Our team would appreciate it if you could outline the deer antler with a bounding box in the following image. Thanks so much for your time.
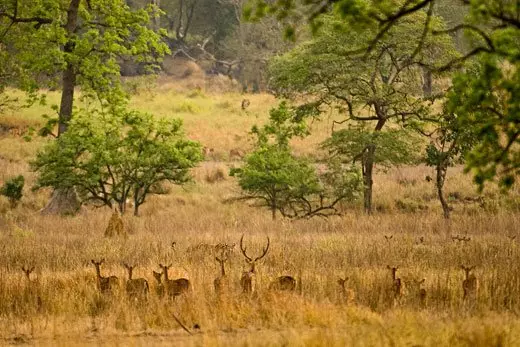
[255,237,270,262]
[240,234,253,262]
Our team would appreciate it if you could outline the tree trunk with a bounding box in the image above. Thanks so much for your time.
[436,162,450,219]
[41,0,81,215]
[362,144,376,214]
[422,67,432,97]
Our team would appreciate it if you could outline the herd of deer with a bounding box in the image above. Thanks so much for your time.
[18,235,480,307]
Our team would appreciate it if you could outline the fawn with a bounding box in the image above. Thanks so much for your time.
[152,270,165,298]
[407,278,427,307]
[21,266,43,310]
[239,234,270,294]
[387,265,403,304]
[337,277,356,305]
[269,276,297,291]
[159,264,191,298]
[214,251,231,295]
[91,259,119,294]
[461,265,479,301]
[123,263,149,299]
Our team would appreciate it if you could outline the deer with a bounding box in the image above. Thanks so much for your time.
[123,263,149,299]
[239,234,270,294]
[387,265,403,305]
[159,264,191,298]
[461,265,479,301]
[337,277,356,305]
[214,251,231,296]
[21,266,43,310]
[241,98,250,110]
[152,270,165,298]
[91,259,119,294]
[407,278,427,307]
[269,276,297,291]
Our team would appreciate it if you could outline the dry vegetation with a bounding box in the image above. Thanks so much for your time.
[0,78,520,346]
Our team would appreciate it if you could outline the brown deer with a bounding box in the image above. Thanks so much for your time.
[337,277,356,305]
[407,278,427,307]
[123,263,149,299]
[461,265,479,301]
[214,251,231,295]
[239,234,270,294]
[21,266,43,310]
[269,276,297,291]
[91,259,119,294]
[152,270,165,298]
[241,99,250,110]
[159,264,191,298]
[387,265,403,304]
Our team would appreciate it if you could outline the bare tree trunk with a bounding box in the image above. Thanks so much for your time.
[150,0,161,31]
[436,162,450,219]
[362,144,376,214]
[422,67,432,97]
[42,0,81,215]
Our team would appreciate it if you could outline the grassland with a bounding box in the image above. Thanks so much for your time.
[0,77,520,346]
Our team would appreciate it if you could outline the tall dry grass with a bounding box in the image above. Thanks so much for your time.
[0,80,520,345]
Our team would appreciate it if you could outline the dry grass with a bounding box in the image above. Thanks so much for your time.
[1,79,520,345]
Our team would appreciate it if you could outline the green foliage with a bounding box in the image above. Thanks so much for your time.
[31,107,202,215]
[0,175,25,208]
[253,0,520,190]
[250,101,308,148]
[323,127,422,168]
[448,55,520,191]
[231,102,362,219]
[0,0,169,103]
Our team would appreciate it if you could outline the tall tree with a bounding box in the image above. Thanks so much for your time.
[0,0,169,213]
[249,0,520,190]
[269,11,456,213]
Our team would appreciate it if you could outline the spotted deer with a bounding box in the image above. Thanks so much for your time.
[214,251,231,295]
[123,263,149,299]
[159,264,191,298]
[91,259,119,294]
[407,278,427,307]
[21,266,43,310]
[269,276,297,291]
[152,270,165,298]
[461,265,479,301]
[337,277,356,305]
[387,265,403,305]
[239,234,270,294]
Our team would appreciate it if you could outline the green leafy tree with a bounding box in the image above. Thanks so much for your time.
[0,0,169,213]
[230,102,362,219]
[269,12,455,213]
[424,106,479,219]
[31,108,202,216]
[250,0,520,190]
[0,175,24,208]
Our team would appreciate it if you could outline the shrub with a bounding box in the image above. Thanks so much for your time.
[0,175,24,208]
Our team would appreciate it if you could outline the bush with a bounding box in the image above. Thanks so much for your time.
[32,108,202,216]
[0,175,24,208]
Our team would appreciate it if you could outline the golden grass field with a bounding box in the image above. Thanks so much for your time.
[1,77,520,346]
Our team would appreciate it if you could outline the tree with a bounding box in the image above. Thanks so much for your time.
[31,107,202,216]
[249,0,520,190]
[269,12,455,213]
[424,106,478,219]
[0,0,169,213]
[230,102,362,219]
